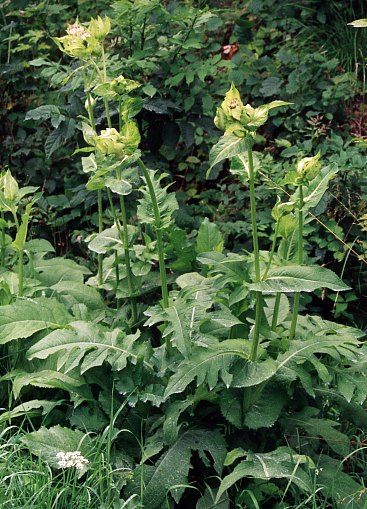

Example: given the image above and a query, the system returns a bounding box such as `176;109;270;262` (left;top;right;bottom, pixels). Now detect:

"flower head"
56;451;89;470
214;83;291;137
54;17;110;59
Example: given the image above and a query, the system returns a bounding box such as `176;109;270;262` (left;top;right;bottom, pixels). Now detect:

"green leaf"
21;425;92;471
317;454;367;508
137;170;179;229
244;383;287;429
105;176;133;195
249;265;350;293
164;340;249;398
50;281;105;310
0;297;72;345
11;369;91;400
348;18;367;28
291;166;338;212
208;134;249;172
137;429;226;509
25;105;65;128
285;407;350;457
32;255;90;285
231;358;278;388
0;400;62;424
27;322;146;374
220;389;242;428
196;217;224;254
216;447;312;502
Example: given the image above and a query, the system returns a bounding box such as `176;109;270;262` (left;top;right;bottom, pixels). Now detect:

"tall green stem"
1;211;6;266
97;189;103;286
137;159;169;309
119;192;138;324
83;70;104;287
289;185;304;340
18;249;23;297
248;145;263;362
263;219;281;331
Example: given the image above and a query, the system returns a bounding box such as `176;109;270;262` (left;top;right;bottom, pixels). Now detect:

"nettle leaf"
27;322;145;374
25;105;65;128
21;425;92;471
164;340;249;398
249;265;350;293
11;369;92;401
0;297;72;345
138;429;226;509
209;134;249;172
216;447;312;502
137;169;179;229
45;119;76;159
196;217;224;254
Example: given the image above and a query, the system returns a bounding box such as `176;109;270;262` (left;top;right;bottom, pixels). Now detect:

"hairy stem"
289;185;304;340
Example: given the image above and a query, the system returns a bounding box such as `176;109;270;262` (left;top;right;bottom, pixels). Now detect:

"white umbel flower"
56;451;89;470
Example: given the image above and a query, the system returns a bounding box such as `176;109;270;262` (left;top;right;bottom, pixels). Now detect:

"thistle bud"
296;152;321;181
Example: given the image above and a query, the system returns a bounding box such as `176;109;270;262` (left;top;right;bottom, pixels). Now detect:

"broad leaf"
27;322;146;374
11;369;92;401
196;217;224;254
164;340;249;398
32;255;90;285
21;425;92;471
50;281;105;310
216;447;312;502
209;134;249;171
138;429;226;509
249;265;350;293
137;169;179;229
0;297;72;345
0;399;63;424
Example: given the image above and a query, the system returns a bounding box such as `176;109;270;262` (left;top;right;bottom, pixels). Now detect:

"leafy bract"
249;265;350;293
208;134;249;172
196;217;224;254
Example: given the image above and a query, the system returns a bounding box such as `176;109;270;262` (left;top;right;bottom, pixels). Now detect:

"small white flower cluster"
66;23;91;40
56;451;89;470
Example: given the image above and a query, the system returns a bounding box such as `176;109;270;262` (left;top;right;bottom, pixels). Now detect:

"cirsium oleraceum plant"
210;83;290;360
